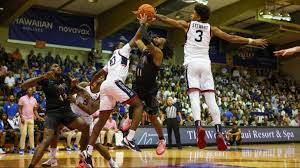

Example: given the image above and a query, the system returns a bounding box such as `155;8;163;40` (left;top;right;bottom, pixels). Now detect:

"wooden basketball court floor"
0;143;299;167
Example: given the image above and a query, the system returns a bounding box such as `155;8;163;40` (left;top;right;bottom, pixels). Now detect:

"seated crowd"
0;45;299;154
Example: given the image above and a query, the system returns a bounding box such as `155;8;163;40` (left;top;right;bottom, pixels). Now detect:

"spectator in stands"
226;122;242;145
36;53;43;68
0;64;8;77
86;63;96;80
2;95;18;119
18;88;42;154
54;54;63;66
73;55;80;65
100;114;118;148
88;48;95;65
27;50;36;69
4;71;16;95
185;114;194;126
232;68;240;81
224;108;233;126
157;111;165;126
64;55;72;73
119;112;131;132
12;48;22;68
12;48;22;61
44;51;54;65
290;114;300;127
61;127;81;151
1;113;19;152
0;45;8;63
164;97;182;149
238;115;249;126
0;115;6;154
64;55;72;66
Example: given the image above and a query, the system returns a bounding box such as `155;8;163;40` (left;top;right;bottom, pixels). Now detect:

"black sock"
195;120;201;128
159;136;164;140
215;124;222;133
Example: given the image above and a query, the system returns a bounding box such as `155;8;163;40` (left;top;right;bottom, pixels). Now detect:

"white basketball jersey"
184;21;211;65
70;86;100;117
104;43;132;82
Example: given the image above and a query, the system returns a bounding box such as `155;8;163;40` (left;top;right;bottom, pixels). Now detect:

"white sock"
188;91;201;121
204;92;221;125
87;145;93;155
49;148;57;159
126;129;136;141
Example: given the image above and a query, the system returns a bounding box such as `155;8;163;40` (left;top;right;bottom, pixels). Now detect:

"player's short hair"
194;4;210;21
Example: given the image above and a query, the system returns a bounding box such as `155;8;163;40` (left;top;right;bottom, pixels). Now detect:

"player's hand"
138;13;148;25
180;121;183;126
274;47;297;56
43;71;55;79
253;39;268;48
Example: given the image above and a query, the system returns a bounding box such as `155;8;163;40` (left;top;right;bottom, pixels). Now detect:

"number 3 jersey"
104;43;132;83
184;21;211;65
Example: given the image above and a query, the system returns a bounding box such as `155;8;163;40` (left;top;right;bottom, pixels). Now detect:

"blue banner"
233;46;277;69
9;8;94;49
102;28;167;51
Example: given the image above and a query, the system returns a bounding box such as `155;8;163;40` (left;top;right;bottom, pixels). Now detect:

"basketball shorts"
185;61;215;93
99;79;137;112
132;86;159;115
45;106;79;132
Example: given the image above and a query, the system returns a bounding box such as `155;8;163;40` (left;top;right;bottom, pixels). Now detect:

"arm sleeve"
118;43;132;58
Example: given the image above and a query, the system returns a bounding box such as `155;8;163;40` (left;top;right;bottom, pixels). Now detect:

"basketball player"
156;4;268;151
128;24;173;155
21;64;91;168
41;79;119;168
80;15;149;168
274;46;300;56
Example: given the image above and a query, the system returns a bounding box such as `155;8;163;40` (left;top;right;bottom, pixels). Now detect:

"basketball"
136;4;156;21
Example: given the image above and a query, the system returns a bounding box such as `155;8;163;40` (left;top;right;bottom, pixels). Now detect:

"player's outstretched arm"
274;46;300;56
155;14;189;31
128;14;149;48
135;18;163;62
20;71;54;89
78;100;100;115
69;95;99;115
90;68;107;85
211;26;268;48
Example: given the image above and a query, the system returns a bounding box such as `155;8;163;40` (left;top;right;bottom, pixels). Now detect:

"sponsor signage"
9;8;94;49
134;127;300;146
